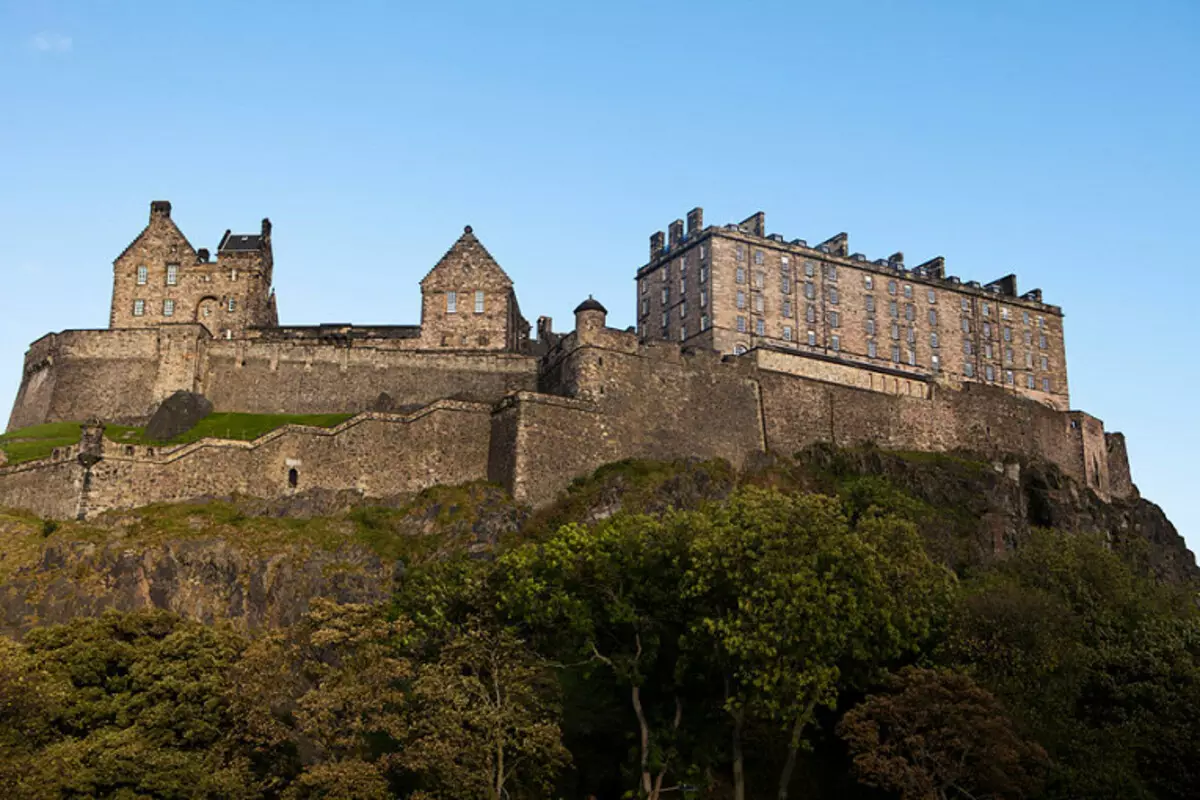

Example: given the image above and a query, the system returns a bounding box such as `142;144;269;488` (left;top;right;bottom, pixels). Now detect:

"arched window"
288;468;299;489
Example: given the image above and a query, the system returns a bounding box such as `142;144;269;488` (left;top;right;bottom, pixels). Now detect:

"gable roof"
113;213;197;264
419;226;513;288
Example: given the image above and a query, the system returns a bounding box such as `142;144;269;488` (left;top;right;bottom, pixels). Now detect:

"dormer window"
136;265;148;285
475;290;485;314
166;264;178;286
446;291;457;314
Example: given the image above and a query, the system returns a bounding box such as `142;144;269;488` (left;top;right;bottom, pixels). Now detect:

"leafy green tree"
684;488;954;800
496;513;706;799
399;622;570;799
837;667;1047;800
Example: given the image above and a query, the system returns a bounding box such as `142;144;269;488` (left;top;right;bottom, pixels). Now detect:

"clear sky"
2;1;1197;550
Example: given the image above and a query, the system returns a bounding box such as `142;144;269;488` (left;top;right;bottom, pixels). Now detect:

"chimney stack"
150;200;172;221
686;207;704;236
650;231;665;261
668;219;684;248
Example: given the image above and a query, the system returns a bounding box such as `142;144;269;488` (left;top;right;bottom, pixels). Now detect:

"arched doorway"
195;296;220;336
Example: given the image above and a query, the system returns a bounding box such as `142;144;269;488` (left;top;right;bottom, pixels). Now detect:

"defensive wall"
7;325;539;430
0;307;1135;520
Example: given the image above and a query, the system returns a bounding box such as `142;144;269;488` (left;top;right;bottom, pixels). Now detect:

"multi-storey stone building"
2;200;1132;521
636;209;1068;410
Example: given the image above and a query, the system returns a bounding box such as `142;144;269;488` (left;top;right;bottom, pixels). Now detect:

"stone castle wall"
2;317;1135;520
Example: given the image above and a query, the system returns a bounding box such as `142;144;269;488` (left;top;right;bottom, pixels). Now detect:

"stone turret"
574;296;607;345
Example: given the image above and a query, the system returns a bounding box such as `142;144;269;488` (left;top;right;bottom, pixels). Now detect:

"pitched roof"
218;232;264;252
113;214;196;264
420;226;513;287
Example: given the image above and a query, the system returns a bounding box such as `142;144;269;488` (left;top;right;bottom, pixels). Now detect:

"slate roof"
574;296;607;314
219;232;263;252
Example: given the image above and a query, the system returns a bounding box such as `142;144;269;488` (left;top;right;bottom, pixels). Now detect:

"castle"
0;201;1132;519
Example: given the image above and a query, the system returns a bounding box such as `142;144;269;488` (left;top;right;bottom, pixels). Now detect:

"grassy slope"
1;413;354;465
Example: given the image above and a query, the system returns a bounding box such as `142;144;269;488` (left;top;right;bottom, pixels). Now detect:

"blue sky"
2;1;1197;550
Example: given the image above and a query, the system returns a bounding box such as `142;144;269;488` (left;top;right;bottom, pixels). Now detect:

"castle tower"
573;296;608;345
110;201;278;338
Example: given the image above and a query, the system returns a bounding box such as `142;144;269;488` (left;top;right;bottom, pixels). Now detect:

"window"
1026;352;1034;369
1024;330;1032;346
1005;370;1015;384
783;325;793;341
1003;326;1012;342
932;354;941;371
805;282;815;300
985;365;995;381
781;276;792;294
163;299;175;317
166;264;178;286
680;278;686;295
700;245;707;260
641;280;648;295
866;295;876;313
806;305;816;323
826;264;838;281
677;258;686;276
737;316;746;333
892;345;901;363
890;301;899;318
1001;307;1010;321
780;255;789;270
700;265;708;283
737;291;746;310
736;266;746;284
754;250;764;265
864;275;874;290
805;261;815;277
891;322;900;340
755;318;766;336
905;304;914;321
701;314;709;330
1042;378;1051;392
831;334;841;351
783;300;793;318
868;340;877;358
928;309;938;326
828;311;841;328
907;327;916;344
808;330;817;346
866;319;876;335
641;298;649;316
903;284;913;299
930;332;939;348
1041;355;1049;371
961;297;970;312
888;280;898;296
700;289;708;308
662;311;669;328
908;350;916;366
1037;316;1045;328
754;271;765;289
1005;346;1013;364
680;301;687;318
928;289;936;304
736;244;746;261
984;343;993;359
136;265;148;285
227;297;236;312
446;291;457;313
965;363;975;377
133;299;145;316
663;264;670;282
662;287;670;305
1039;334;1048;349
680;325;687;341
964;340;973;355
1027;374;1035;389
754;294;764;313
829;287;839;305
983;302;991;318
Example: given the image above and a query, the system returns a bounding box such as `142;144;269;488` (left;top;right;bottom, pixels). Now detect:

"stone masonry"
0;202;1136;519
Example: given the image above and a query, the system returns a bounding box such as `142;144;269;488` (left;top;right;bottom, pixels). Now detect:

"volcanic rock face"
144;391;213;441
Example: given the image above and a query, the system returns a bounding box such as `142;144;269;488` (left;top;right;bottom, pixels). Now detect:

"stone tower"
110;201;278;338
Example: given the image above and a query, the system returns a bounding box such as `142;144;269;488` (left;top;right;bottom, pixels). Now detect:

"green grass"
0;421;87;465
2;413;355;465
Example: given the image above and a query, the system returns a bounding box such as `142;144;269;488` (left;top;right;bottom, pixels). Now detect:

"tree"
399;622;570;799
496;513;706;799
838;667;1047;800
684;488;954;800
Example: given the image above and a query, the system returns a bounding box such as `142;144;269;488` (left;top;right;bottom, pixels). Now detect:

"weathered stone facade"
1;202;1135;519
